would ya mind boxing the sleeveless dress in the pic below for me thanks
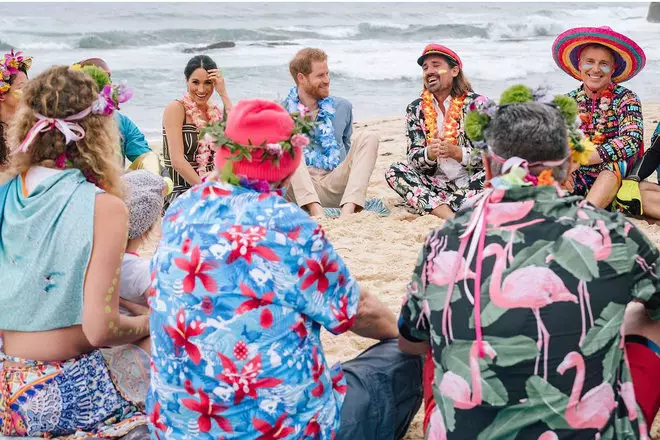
[162,101,213,209]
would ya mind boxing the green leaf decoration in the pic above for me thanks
[525,376,571,430]
[465,111,490,141]
[551,236,599,281]
[469,299,509,329]
[442,340,508,407]
[499,84,534,105]
[581,302,626,356]
[632,276,655,303]
[508,240,554,270]
[485,335,539,367]
[487,229,524,246]
[80,64,111,91]
[426,282,462,310]
[605,243,635,275]
[552,94,578,123]
[601,339,623,383]
[601,425,614,440]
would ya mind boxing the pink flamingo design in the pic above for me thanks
[554,219,612,346]
[427,406,448,440]
[557,351,616,431]
[439,341,497,409]
[483,243,578,379]
[423,236,476,339]
[537,431,558,440]
[485,200,544,264]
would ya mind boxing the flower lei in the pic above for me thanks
[576,83,614,145]
[199,104,315,186]
[0,49,31,97]
[181,93,223,175]
[421,90,467,145]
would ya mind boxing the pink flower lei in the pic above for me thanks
[181,93,223,175]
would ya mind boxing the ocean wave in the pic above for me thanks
[18,17,568,51]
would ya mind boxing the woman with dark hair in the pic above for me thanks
[0,50,31,168]
[162,55,233,207]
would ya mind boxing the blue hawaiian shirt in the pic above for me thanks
[147,179,360,440]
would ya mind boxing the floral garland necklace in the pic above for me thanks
[576,83,613,145]
[181,93,222,175]
[421,90,467,145]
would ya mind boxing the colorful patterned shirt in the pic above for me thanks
[399,185,660,439]
[568,83,644,177]
[405,92,486,182]
[148,179,360,440]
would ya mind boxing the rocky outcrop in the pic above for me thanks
[182,41,235,53]
[648,2,660,22]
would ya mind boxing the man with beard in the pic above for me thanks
[282,48,379,218]
[385,44,488,219]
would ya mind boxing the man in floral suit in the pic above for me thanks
[385,44,488,219]
[148,99,422,440]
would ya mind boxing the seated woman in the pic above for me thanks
[162,54,233,208]
[0,50,30,169]
[399,89,660,439]
[0,66,149,437]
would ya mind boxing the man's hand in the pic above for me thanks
[428,137,462,162]
[350,286,399,340]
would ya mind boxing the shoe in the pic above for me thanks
[615,179,643,216]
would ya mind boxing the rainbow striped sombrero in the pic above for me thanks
[552,26,646,83]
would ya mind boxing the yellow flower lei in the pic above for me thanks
[421,90,466,145]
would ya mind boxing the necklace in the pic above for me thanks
[421,90,467,145]
[576,84,613,145]
[181,93,222,175]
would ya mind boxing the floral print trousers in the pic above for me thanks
[385,162,485,214]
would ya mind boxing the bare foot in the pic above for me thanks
[340,202,358,218]
[305,202,324,217]
[430,205,455,219]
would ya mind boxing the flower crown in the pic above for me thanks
[0,50,32,97]
[70,64,133,115]
[465,84,596,166]
[199,104,316,166]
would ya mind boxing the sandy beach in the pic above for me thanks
[144,103,660,439]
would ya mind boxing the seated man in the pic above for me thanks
[398,98,659,439]
[282,48,379,218]
[78,57,160,174]
[386,44,488,219]
[552,27,645,210]
[148,99,422,439]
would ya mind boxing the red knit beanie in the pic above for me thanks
[214,99,301,182]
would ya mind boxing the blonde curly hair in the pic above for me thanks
[2,65,123,197]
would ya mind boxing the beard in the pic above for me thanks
[302,82,329,100]
[424,75,445,94]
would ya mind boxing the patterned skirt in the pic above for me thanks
[0,348,148,438]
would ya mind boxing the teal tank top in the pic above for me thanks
[0,168,97,331]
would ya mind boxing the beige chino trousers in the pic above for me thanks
[286,130,379,209]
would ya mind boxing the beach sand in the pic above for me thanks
[145,104,660,439]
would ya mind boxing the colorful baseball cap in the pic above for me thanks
[417,43,462,69]
[552,26,646,83]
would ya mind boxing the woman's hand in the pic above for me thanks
[207,69,228,97]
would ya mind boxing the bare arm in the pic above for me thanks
[398,336,429,355]
[82,193,149,347]
[350,287,399,341]
[163,101,202,186]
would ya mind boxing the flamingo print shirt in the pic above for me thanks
[147,179,359,440]
[399,185,660,439]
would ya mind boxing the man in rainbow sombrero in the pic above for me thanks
[552,26,645,210]
[385,43,488,219]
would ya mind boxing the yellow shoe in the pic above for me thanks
[615,179,643,216]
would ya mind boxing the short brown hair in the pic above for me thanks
[289,48,327,84]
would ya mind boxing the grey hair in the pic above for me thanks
[486,102,570,181]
